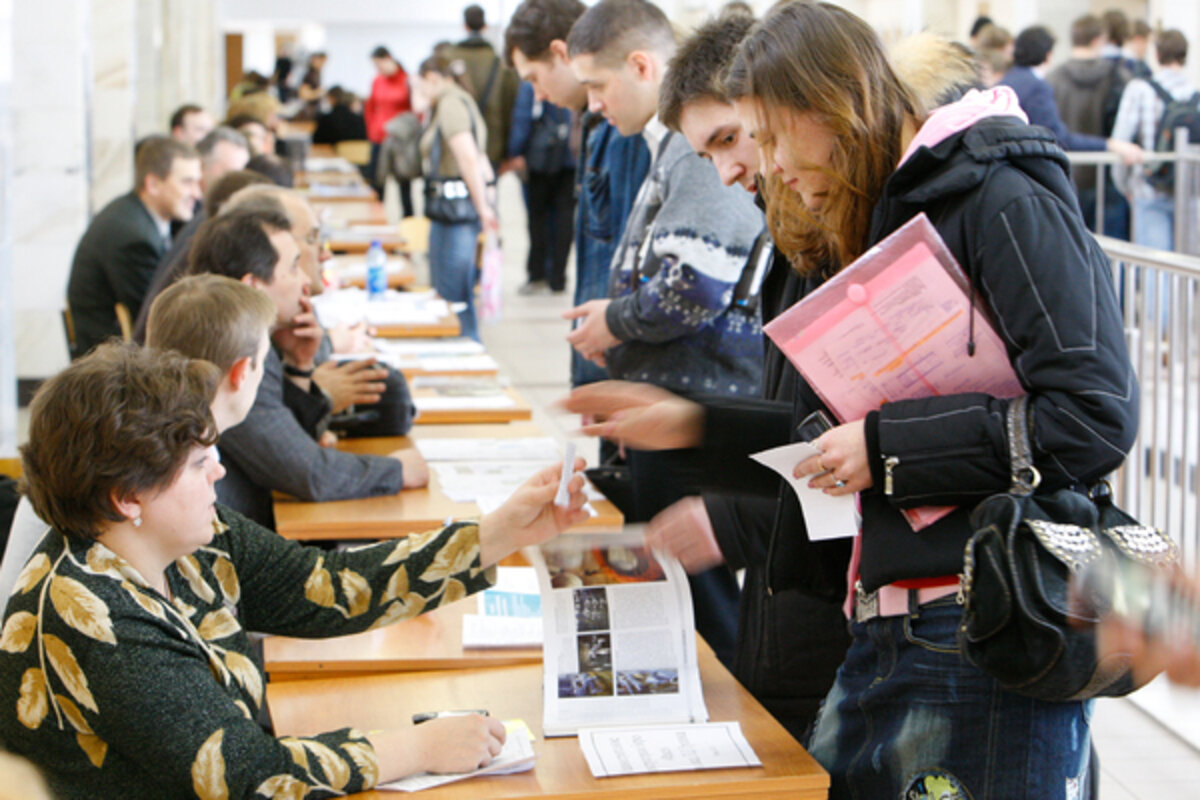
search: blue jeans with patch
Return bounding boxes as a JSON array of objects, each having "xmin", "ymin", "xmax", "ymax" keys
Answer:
[
  {"xmin": 429, "ymin": 219, "xmax": 481, "ymax": 341},
  {"xmin": 808, "ymin": 597, "xmax": 1093, "ymax": 800}
]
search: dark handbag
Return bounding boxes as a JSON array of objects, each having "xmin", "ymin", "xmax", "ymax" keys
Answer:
[
  {"xmin": 959, "ymin": 395, "xmax": 1178, "ymax": 701},
  {"xmin": 423, "ymin": 97, "xmax": 481, "ymax": 226}
]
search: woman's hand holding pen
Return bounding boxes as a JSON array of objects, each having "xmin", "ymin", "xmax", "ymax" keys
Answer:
[{"xmin": 794, "ymin": 420, "xmax": 872, "ymax": 496}]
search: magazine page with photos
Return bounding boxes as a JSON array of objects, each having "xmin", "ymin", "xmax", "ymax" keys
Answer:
[{"xmin": 527, "ymin": 528, "xmax": 708, "ymax": 737}]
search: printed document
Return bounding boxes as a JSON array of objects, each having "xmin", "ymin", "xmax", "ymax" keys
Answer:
[{"xmin": 578, "ymin": 721, "xmax": 760, "ymax": 778}]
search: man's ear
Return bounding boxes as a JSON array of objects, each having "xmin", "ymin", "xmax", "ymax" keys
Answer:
[
  {"xmin": 227, "ymin": 354, "xmax": 253, "ymax": 391},
  {"xmin": 549, "ymin": 39, "xmax": 570, "ymax": 63},
  {"xmin": 241, "ymin": 273, "xmax": 264, "ymax": 291},
  {"xmin": 627, "ymin": 50, "xmax": 655, "ymax": 81}
]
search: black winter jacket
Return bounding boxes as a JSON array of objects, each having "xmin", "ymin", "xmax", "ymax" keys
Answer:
[{"xmin": 853, "ymin": 115, "xmax": 1138, "ymax": 591}]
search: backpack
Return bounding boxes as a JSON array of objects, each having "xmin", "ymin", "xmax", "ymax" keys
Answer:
[
  {"xmin": 377, "ymin": 111, "xmax": 423, "ymax": 182},
  {"xmin": 1101, "ymin": 58, "xmax": 1132, "ymax": 137},
  {"xmin": 1145, "ymin": 79, "xmax": 1200, "ymax": 193},
  {"xmin": 524, "ymin": 102, "xmax": 570, "ymax": 174}
]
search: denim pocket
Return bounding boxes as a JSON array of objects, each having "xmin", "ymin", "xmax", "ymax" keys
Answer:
[{"xmin": 903, "ymin": 599, "xmax": 963, "ymax": 654}]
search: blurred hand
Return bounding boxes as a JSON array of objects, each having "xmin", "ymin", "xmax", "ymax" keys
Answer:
[
  {"xmin": 1107, "ymin": 139, "xmax": 1145, "ymax": 166},
  {"xmin": 319, "ymin": 430, "xmax": 338, "ymax": 448},
  {"xmin": 561, "ymin": 381, "xmax": 704, "ymax": 450},
  {"xmin": 391, "ymin": 448, "xmax": 429, "ymax": 489},
  {"xmin": 645, "ymin": 497, "xmax": 725, "ymax": 573},
  {"xmin": 563, "ymin": 300, "xmax": 619, "ymax": 364},
  {"xmin": 313, "ymin": 358, "xmax": 388, "ymax": 413},
  {"xmin": 479, "ymin": 457, "xmax": 590, "ymax": 565},
  {"xmin": 793, "ymin": 420, "xmax": 871, "ymax": 496},
  {"xmin": 1096, "ymin": 571, "xmax": 1200, "ymax": 688},
  {"xmin": 273, "ymin": 296, "xmax": 323, "ymax": 371},
  {"xmin": 480, "ymin": 206, "xmax": 501, "ymax": 235},
  {"xmin": 328, "ymin": 321, "xmax": 373, "ymax": 354}
]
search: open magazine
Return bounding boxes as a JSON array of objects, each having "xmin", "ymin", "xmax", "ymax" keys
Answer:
[{"xmin": 527, "ymin": 528, "xmax": 708, "ymax": 737}]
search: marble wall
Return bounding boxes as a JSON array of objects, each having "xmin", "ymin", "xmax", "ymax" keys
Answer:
[{"xmin": 0, "ymin": 0, "xmax": 16, "ymax": 455}]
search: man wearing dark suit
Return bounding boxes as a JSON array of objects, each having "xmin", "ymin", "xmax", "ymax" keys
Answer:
[
  {"xmin": 184, "ymin": 201, "xmax": 428, "ymax": 527},
  {"xmin": 66, "ymin": 136, "xmax": 202, "ymax": 357}
]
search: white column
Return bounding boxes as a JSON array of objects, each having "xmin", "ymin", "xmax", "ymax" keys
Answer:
[{"xmin": 0, "ymin": 0, "xmax": 16, "ymax": 456}]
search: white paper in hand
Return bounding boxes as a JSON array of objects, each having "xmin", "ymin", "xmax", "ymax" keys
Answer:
[
  {"xmin": 554, "ymin": 442, "xmax": 577, "ymax": 508},
  {"xmin": 750, "ymin": 442, "xmax": 858, "ymax": 540}
]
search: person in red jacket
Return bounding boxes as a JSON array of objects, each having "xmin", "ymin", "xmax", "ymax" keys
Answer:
[{"xmin": 364, "ymin": 45, "xmax": 415, "ymax": 216}]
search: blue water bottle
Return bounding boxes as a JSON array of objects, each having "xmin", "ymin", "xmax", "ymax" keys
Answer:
[{"xmin": 366, "ymin": 240, "xmax": 387, "ymax": 300}]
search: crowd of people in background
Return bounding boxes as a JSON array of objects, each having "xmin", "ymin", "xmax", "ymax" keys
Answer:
[{"xmin": 4, "ymin": 1, "xmax": 1200, "ymax": 798}]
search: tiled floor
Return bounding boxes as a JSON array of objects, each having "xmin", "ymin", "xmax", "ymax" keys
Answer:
[{"xmin": 481, "ymin": 175, "xmax": 1200, "ymax": 798}]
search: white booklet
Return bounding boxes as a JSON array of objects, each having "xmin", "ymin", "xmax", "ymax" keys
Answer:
[
  {"xmin": 528, "ymin": 528, "xmax": 708, "ymax": 737},
  {"xmin": 376, "ymin": 723, "xmax": 535, "ymax": 792},
  {"xmin": 578, "ymin": 721, "xmax": 760, "ymax": 778}
]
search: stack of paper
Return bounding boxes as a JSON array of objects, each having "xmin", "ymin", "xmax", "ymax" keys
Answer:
[
  {"xmin": 312, "ymin": 289, "xmax": 450, "ymax": 328},
  {"xmin": 578, "ymin": 722, "xmax": 760, "ymax": 778}
]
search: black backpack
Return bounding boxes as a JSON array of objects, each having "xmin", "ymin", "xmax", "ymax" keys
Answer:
[{"xmin": 1145, "ymin": 79, "xmax": 1200, "ymax": 193}]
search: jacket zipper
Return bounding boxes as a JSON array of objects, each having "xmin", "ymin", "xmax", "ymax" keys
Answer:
[{"xmin": 882, "ymin": 445, "xmax": 992, "ymax": 497}]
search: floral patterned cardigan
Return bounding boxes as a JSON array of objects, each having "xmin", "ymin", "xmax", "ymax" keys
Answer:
[{"xmin": 0, "ymin": 505, "xmax": 495, "ymax": 799}]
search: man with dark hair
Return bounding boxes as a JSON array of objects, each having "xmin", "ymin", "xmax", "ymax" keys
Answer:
[
  {"xmin": 246, "ymin": 152, "xmax": 295, "ymax": 187},
  {"xmin": 654, "ymin": 10, "xmax": 851, "ymax": 738},
  {"xmin": 228, "ymin": 114, "xmax": 274, "ymax": 157},
  {"xmin": 506, "ymin": 0, "xmax": 650, "ymax": 385},
  {"xmin": 441, "ymin": 3, "xmax": 520, "ymax": 168},
  {"xmin": 186, "ymin": 204, "xmax": 426, "ymax": 526},
  {"xmin": 1111, "ymin": 29, "xmax": 1198, "ymax": 251},
  {"xmin": 1128, "ymin": 19, "xmax": 1153, "ymax": 77},
  {"xmin": 1000, "ymin": 25, "xmax": 1142, "ymax": 186},
  {"xmin": 132, "ymin": 169, "xmax": 271, "ymax": 342},
  {"xmin": 564, "ymin": 0, "xmax": 767, "ymax": 668},
  {"xmin": 169, "ymin": 104, "xmax": 214, "ymax": 146},
  {"xmin": 66, "ymin": 135, "xmax": 202, "ymax": 356}
]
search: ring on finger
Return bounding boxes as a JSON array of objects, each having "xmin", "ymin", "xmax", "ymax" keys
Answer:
[
  {"xmin": 817, "ymin": 455, "xmax": 827, "ymax": 472},
  {"xmin": 833, "ymin": 478, "xmax": 847, "ymax": 488}
]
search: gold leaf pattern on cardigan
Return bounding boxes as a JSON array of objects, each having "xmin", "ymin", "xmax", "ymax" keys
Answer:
[
  {"xmin": 301, "ymin": 740, "xmax": 351, "ymax": 791},
  {"xmin": 224, "ymin": 650, "xmax": 263, "ymax": 706},
  {"xmin": 381, "ymin": 565, "xmax": 409, "ymax": 603},
  {"xmin": 76, "ymin": 732, "xmax": 108, "ymax": 768},
  {"xmin": 16, "ymin": 668, "xmax": 48, "ymax": 729},
  {"xmin": 42, "ymin": 634, "xmax": 97, "ymax": 713},
  {"xmin": 340, "ymin": 739, "xmax": 379, "ymax": 787},
  {"xmin": 303, "ymin": 558, "xmax": 336, "ymax": 608},
  {"xmin": 213, "ymin": 556, "xmax": 241, "ymax": 605},
  {"xmin": 419, "ymin": 526, "xmax": 477, "ymax": 583},
  {"xmin": 55, "ymin": 693, "xmax": 90, "ymax": 733},
  {"xmin": 12, "ymin": 553, "xmax": 50, "ymax": 595},
  {"xmin": 198, "ymin": 608, "xmax": 241, "ymax": 642},
  {"xmin": 0, "ymin": 611, "xmax": 37, "ymax": 653},
  {"xmin": 49, "ymin": 575, "xmax": 117, "ymax": 645},
  {"xmin": 178, "ymin": 555, "xmax": 217, "ymax": 604},
  {"xmin": 338, "ymin": 569, "xmax": 372, "ymax": 618},
  {"xmin": 120, "ymin": 581, "xmax": 166, "ymax": 620},
  {"xmin": 192, "ymin": 728, "xmax": 229, "ymax": 800},
  {"xmin": 255, "ymin": 773, "xmax": 309, "ymax": 800}
]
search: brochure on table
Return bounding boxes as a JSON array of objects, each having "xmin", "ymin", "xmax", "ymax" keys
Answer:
[
  {"xmin": 763, "ymin": 212, "xmax": 1024, "ymax": 531},
  {"xmin": 528, "ymin": 528, "xmax": 708, "ymax": 737}
]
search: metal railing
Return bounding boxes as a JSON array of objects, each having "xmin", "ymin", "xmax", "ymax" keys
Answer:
[
  {"xmin": 1099, "ymin": 236, "xmax": 1200, "ymax": 576},
  {"xmin": 1067, "ymin": 128, "xmax": 1200, "ymax": 254}
]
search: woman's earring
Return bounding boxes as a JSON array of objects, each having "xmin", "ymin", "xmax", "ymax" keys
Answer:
[{"xmin": 132, "ymin": 516, "xmax": 142, "ymax": 528}]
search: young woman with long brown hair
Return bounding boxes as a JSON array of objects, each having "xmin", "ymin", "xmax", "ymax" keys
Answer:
[{"xmin": 721, "ymin": 2, "xmax": 1136, "ymax": 797}]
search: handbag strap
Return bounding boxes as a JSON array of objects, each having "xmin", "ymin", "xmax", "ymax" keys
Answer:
[{"xmin": 1006, "ymin": 395, "xmax": 1042, "ymax": 496}]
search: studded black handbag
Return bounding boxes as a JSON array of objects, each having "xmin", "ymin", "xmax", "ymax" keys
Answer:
[{"xmin": 958, "ymin": 395, "xmax": 1178, "ymax": 701}]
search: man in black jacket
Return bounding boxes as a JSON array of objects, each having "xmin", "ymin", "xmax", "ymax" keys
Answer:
[{"xmin": 66, "ymin": 136, "xmax": 201, "ymax": 357}]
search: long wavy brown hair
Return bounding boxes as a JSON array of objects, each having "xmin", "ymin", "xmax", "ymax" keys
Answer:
[{"xmin": 727, "ymin": 1, "xmax": 922, "ymax": 271}]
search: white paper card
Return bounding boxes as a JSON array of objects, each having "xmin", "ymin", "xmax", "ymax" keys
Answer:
[
  {"xmin": 462, "ymin": 614, "xmax": 544, "ymax": 648},
  {"xmin": 377, "ymin": 726, "xmax": 535, "ymax": 792},
  {"xmin": 415, "ymin": 437, "xmax": 561, "ymax": 463},
  {"xmin": 749, "ymin": 442, "xmax": 858, "ymax": 541},
  {"xmin": 578, "ymin": 722, "xmax": 761, "ymax": 778},
  {"xmin": 555, "ymin": 442, "xmax": 577, "ymax": 507}
]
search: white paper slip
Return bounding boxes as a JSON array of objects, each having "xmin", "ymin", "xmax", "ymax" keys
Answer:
[
  {"xmin": 462, "ymin": 614, "xmax": 544, "ymax": 648},
  {"xmin": 555, "ymin": 442, "xmax": 577, "ymax": 507},
  {"xmin": 414, "ymin": 395, "xmax": 516, "ymax": 411},
  {"xmin": 377, "ymin": 725, "xmax": 535, "ymax": 792},
  {"xmin": 750, "ymin": 442, "xmax": 859, "ymax": 540},
  {"xmin": 415, "ymin": 437, "xmax": 561, "ymax": 463},
  {"xmin": 578, "ymin": 722, "xmax": 761, "ymax": 778}
]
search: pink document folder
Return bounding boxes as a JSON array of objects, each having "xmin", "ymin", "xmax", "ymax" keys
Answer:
[{"xmin": 764, "ymin": 213, "xmax": 1024, "ymax": 531}]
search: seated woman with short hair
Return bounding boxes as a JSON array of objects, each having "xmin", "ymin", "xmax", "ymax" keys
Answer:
[{"xmin": 0, "ymin": 336, "xmax": 587, "ymax": 799}]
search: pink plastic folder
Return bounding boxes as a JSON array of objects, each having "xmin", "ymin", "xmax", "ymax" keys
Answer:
[{"xmin": 764, "ymin": 213, "xmax": 1024, "ymax": 531}]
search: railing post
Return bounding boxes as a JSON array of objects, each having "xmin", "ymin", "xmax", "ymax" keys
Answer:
[
  {"xmin": 1096, "ymin": 162, "xmax": 1106, "ymax": 236},
  {"xmin": 1176, "ymin": 126, "xmax": 1189, "ymax": 254}
]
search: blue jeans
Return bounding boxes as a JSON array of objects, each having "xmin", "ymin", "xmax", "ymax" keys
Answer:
[
  {"xmin": 1133, "ymin": 193, "xmax": 1174, "ymax": 252},
  {"xmin": 429, "ymin": 219, "xmax": 481, "ymax": 341},
  {"xmin": 808, "ymin": 598, "xmax": 1093, "ymax": 800}
]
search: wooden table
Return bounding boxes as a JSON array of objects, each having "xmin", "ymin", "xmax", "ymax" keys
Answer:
[
  {"xmin": 272, "ymin": 424, "xmax": 623, "ymax": 542},
  {"xmin": 298, "ymin": 171, "xmax": 366, "ymax": 188},
  {"xmin": 266, "ymin": 640, "xmax": 829, "ymax": 799},
  {"xmin": 330, "ymin": 253, "xmax": 417, "ymax": 290},
  {"xmin": 412, "ymin": 385, "xmax": 532, "ymax": 425},
  {"xmin": 314, "ymin": 200, "xmax": 389, "ymax": 227},
  {"xmin": 373, "ymin": 310, "xmax": 461, "ymax": 339},
  {"xmin": 264, "ymin": 597, "xmax": 541, "ymax": 682}
]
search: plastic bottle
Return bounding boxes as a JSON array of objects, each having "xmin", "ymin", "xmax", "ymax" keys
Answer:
[{"xmin": 366, "ymin": 240, "xmax": 387, "ymax": 300}]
